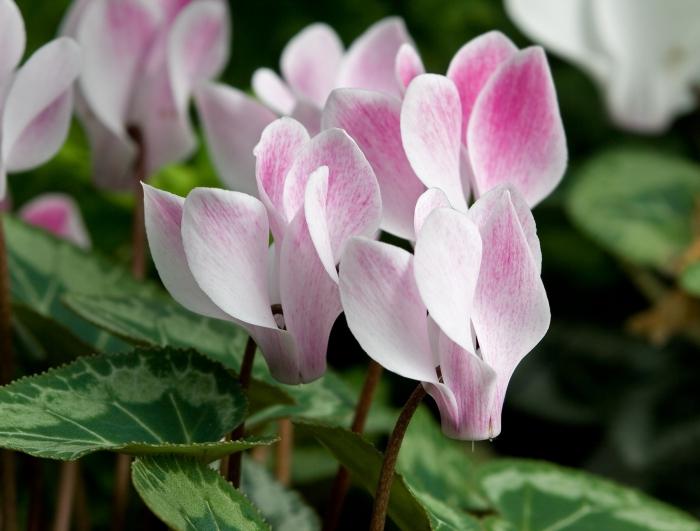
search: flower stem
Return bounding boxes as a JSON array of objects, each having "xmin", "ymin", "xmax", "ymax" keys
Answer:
[
  {"xmin": 127, "ymin": 126, "xmax": 147, "ymax": 281},
  {"xmin": 275, "ymin": 419, "xmax": 293, "ymax": 486},
  {"xmin": 323, "ymin": 360, "xmax": 383, "ymax": 531},
  {"xmin": 223, "ymin": 336, "xmax": 256, "ymax": 487},
  {"xmin": 369, "ymin": 383, "xmax": 426, "ymax": 531},
  {"xmin": 52, "ymin": 461, "xmax": 79, "ymax": 531}
]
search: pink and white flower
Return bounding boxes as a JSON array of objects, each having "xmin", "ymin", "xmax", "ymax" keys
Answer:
[
  {"xmin": 339, "ymin": 186, "xmax": 549, "ymax": 440},
  {"xmin": 0, "ymin": 0, "xmax": 81, "ymax": 200},
  {"xmin": 144, "ymin": 118, "xmax": 381, "ymax": 384},
  {"xmin": 324, "ymin": 31, "xmax": 567, "ymax": 239},
  {"xmin": 62, "ymin": 0, "xmax": 230, "ymax": 190},
  {"xmin": 195, "ymin": 17, "xmax": 412, "ymax": 197},
  {"xmin": 18, "ymin": 194, "xmax": 91, "ymax": 248}
]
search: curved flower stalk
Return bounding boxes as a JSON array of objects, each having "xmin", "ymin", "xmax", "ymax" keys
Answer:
[
  {"xmin": 323, "ymin": 31, "xmax": 567, "ymax": 239},
  {"xmin": 62, "ymin": 0, "xmax": 230, "ymax": 190},
  {"xmin": 504, "ymin": 0, "xmax": 700, "ymax": 133},
  {"xmin": 144, "ymin": 118, "xmax": 381, "ymax": 384},
  {"xmin": 339, "ymin": 186, "xmax": 550, "ymax": 440},
  {"xmin": 0, "ymin": 0, "xmax": 81, "ymax": 200},
  {"xmin": 195, "ymin": 17, "xmax": 412, "ymax": 196}
]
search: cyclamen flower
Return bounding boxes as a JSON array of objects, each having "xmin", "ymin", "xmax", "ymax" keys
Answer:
[
  {"xmin": 62, "ymin": 0, "xmax": 230, "ymax": 190},
  {"xmin": 18, "ymin": 194, "xmax": 90, "ymax": 248},
  {"xmin": 339, "ymin": 186, "xmax": 549, "ymax": 440},
  {"xmin": 505, "ymin": 0, "xmax": 700, "ymax": 133},
  {"xmin": 144, "ymin": 118, "xmax": 381, "ymax": 384},
  {"xmin": 195, "ymin": 17, "xmax": 412, "ymax": 197},
  {"xmin": 323, "ymin": 31, "xmax": 566, "ymax": 239},
  {"xmin": 0, "ymin": 0, "xmax": 81, "ymax": 200}
]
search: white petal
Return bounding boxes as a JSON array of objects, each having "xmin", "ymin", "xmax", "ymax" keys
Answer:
[{"xmin": 252, "ymin": 67, "xmax": 295, "ymax": 115}]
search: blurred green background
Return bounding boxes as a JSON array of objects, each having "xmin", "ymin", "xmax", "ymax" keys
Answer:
[{"xmin": 10, "ymin": 0, "xmax": 700, "ymax": 526}]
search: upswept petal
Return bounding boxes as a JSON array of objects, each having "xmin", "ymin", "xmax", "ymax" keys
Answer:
[
  {"xmin": 280, "ymin": 23, "xmax": 343, "ymax": 108},
  {"xmin": 469, "ymin": 188, "xmax": 550, "ymax": 392},
  {"xmin": 290, "ymin": 100, "xmax": 322, "ymax": 135},
  {"xmin": 18, "ymin": 193, "xmax": 91, "ymax": 249},
  {"xmin": 282, "ymin": 128, "xmax": 381, "ymax": 252},
  {"xmin": 0, "ymin": 0, "xmax": 25, "ymax": 88},
  {"xmin": 394, "ymin": 43, "xmax": 424, "ymax": 91},
  {"xmin": 2, "ymin": 38, "xmax": 81, "ymax": 172},
  {"xmin": 142, "ymin": 184, "xmax": 227, "ymax": 319},
  {"xmin": 323, "ymin": 88, "xmax": 424, "ymax": 240},
  {"xmin": 446, "ymin": 31, "xmax": 517, "ymax": 143},
  {"xmin": 413, "ymin": 207, "xmax": 482, "ymax": 353},
  {"xmin": 279, "ymin": 208, "xmax": 342, "ymax": 383},
  {"xmin": 336, "ymin": 17, "xmax": 412, "ymax": 97},
  {"xmin": 339, "ymin": 237, "xmax": 437, "ymax": 382},
  {"xmin": 303, "ymin": 166, "xmax": 337, "ymax": 281},
  {"xmin": 413, "ymin": 188, "xmax": 450, "ymax": 237},
  {"xmin": 168, "ymin": 0, "xmax": 230, "ymax": 115},
  {"xmin": 253, "ymin": 117, "xmax": 310, "ymax": 241},
  {"xmin": 251, "ymin": 67, "xmax": 295, "ymax": 115},
  {"xmin": 401, "ymin": 74, "xmax": 466, "ymax": 211},
  {"xmin": 181, "ymin": 187, "xmax": 277, "ymax": 328},
  {"xmin": 195, "ymin": 82, "xmax": 276, "ymax": 197},
  {"xmin": 468, "ymin": 47, "xmax": 567, "ymax": 206}
]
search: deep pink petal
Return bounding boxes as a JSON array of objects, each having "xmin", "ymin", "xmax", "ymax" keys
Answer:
[
  {"xmin": 281, "ymin": 23, "xmax": 343, "ymax": 108},
  {"xmin": 143, "ymin": 184, "xmax": 228, "ymax": 319},
  {"xmin": 323, "ymin": 88, "xmax": 425, "ymax": 240},
  {"xmin": 181, "ymin": 187, "xmax": 276, "ymax": 329},
  {"xmin": 252, "ymin": 67, "xmax": 295, "ymax": 115},
  {"xmin": 468, "ymin": 47, "xmax": 567, "ymax": 206},
  {"xmin": 401, "ymin": 74, "xmax": 466, "ymax": 211},
  {"xmin": 195, "ymin": 82, "xmax": 276, "ymax": 197},
  {"xmin": 2, "ymin": 38, "xmax": 81, "ymax": 172},
  {"xmin": 253, "ymin": 117, "xmax": 310, "ymax": 242},
  {"xmin": 470, "ymin": 187, "xmax": 550, "ymax": 394},
  {"xmin": 0, "ymin": 0, "xmax": 25, "ymax": 86},
  {"xmin": 279, "ymin": 209, "xmax": 342, "ymax": 383},
  {"xmin": 413, "ymin": 207, "xmax": 482, "ymax": 353},
  {"xmin": 19, "ymin": 193, "xmax": 91, "ymax": 249},
  {"xmin": 413, "ymin": 188, "xmax": 450, "ymax": 237},
  {"xmin": 446, "ymin": 31, "xmax": 517, "ymax": 143},
  {"xmin": 336, "ymin": 17, "xmax": 412, "ymax": 97},
  {"xmin": 394, "ymin": 43, "xmax": 424, "ymax": 92},
  {"xmin": 339, "ymin": 237, "xmax": 437, "ymax": 382}
]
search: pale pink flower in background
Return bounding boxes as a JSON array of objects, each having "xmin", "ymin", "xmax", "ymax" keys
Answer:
[
  {"xmin": 323, "ymin": 31, "xmax": 567, "ymax": 239},
  {"xmin": 0, "ymin": 0, "xmax": 81, "ymax": 200},
  {"xmin": 18, "ymin": 194, "xmax": 90, "ymax": 248},
  {"xmin": 504, "ymin": 0, "xmax": 700, "ymax": 133},
  {"xmin": 339, "ymin": 186, "xmax": 549, "ymax": 440},
  {"xmin": 62, "ymin": 0, "xmax": 230, "ymax": 190},
  {"xmin": 144, "ymin": 118, "xmax": 381, "ymax": 384},
  {"xmin": 195, "ymin": 17, "xmax": 412, "ymax": 197}
]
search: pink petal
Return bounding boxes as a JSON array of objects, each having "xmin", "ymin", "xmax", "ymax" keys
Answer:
[
  {"xmin": 401, "ymin": 74, "xmax": 466, "ymax": 211},
  {"xmin": 279, "ymin": 209, "xmax": 342, "ymax": 383},
  {"xmin": 280, "ymin": 23, "xmax": 343, "ymax": 108},
  {"xmin": 181, "ymin": 187, "xmax": 277, "ymax": 329},
  {"xmin": 446, "ymin": 31, "xmax": 517, "ymax": 144},
  {"xmin": 2, "ymin": 38, "xmax": 81, "ymax": 172},
  {"xmin": 336, "ymin": 17, "xmax": 412, "ymax": 97},
  {"xmin": 467, "ymin": 47, "xmax": 567, "ymax": 206},
  {"xmin": 413, "ymin": 188, "xmax": 451, "ymax": 242},
  {"xmin": 18, "ymin": 193, "xmax": 91, "ymax": 249},
  {"xmin": 339, "ymin": 237, "xmax": 437, "ymax": 382},
  {"xmin": 413, "ymin": 207, "xmax": 482, "ymax": 353},
  {"xmin": 423, "ymin": 330, "xmax": 499, "ymax": 441},
  {"xmin": 394, "ymin": 43, "xmax": 424, "ymax": 92},
  {"xmin": 470, "ymin": 187, "xmax": 550, "ymax": 394},
  {"xmin": 252, "ymin": 67, "xmax": 295, "ymax": 115},
  {"xmin": 246, "ymin": 324, "xmax": 301, "ymax": 385},
  {"xmin": 142, "ymin": 184, "xmax": 228, "ymax": 319},
  {"xmin": 282, "ymin": 128, "xmax": 381, "ymax": 250},
  {"xmin": 195, "ymin": 82, "xmax": 276, "ymax": 197},
  {"xmin": 253, "ymin": 117, "xmax": 310, "ymax": 242},
  {"xmin": 323, "ymin": 88, "xmax": 425, "ymax": 240},
  {"xmin": 0, "ymin": 0, "xmax": 25, "ymax": 86},
  {"xmin": 303, "ymin": 166, "xmax": 337, "ymax": 281},
  {"xmin": 290, "ymin": 100, "xmax": 322, "ymax": 135},
  {"xmin": 168, "ymin": 0, "xmax": 230, "ymax": 115}
]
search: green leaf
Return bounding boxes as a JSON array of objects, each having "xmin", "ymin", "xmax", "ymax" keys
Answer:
[
  {"xmin": 241, "ymin": 457, "xmax": 321, "ymax": 531},
  {"xmin": 0, "ymin": 347, "xmax": 264, "ymax": 460},
  {"xmin": 479, "ymin": 460, "xmax": 700, "ymax": 531},
  {"xmin": 680, "ymin": 262, "xmax": 700, "ymax": 296},
  {"xmin": 567, "ymin": 149, "xmax": 700, "ymax": 271},
  {"xmin": 132, "ymin": 456, "xmax": 270, "ymax": 531}
]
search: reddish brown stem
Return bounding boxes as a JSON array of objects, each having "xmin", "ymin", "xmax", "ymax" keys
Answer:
[
  {"xmin": 323, "ymin": 360, "xmax": 383, "ymax": 531},
  {"xmin": 52, "ymin": 461, "xmax": 79, "ymax": 531},
  {"xmin": 369, "ymin": 384, "xmax": 426, "ymax": 531},
  {"xmin": 128, "ymin": 126, "xmax": 147, "ymax": 281},
  {"xmin": 111, "ymin": 455, "xmax": 131, "ymax": 531},
  {"xmin": 275, "ymin": 419, "xmax": 293, "ymax": 486},
  {"xmin": 27, "ymin": 457, "xmax": 44, "ymax": 531}
]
